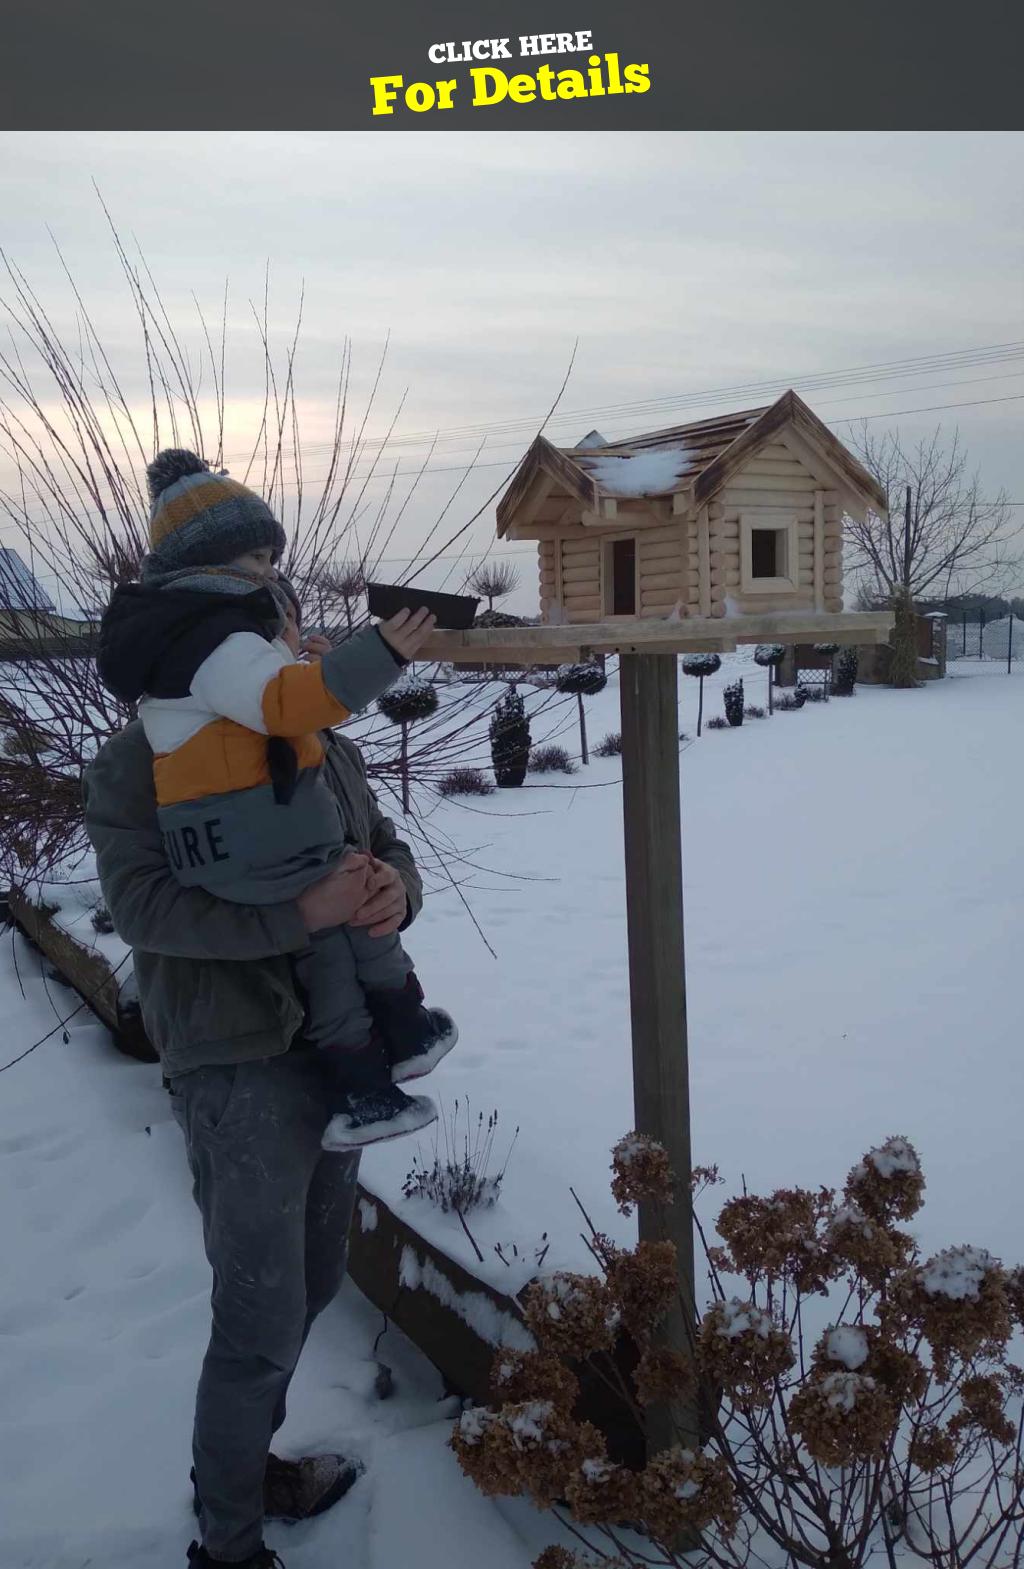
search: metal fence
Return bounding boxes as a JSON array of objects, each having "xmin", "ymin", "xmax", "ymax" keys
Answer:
[{"xmin": 945, "ymin": 612, "xmax": 1023, "ymax": 669}]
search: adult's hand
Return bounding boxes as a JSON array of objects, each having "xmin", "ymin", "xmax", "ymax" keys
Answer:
[
  {"xmin": 377, "ymin": 607, "xmax": 437, "ymax": 662},
  {"xmin": 301, "ymin": 631, "xmax": 334, "ymax": 658},
  {"xmin": 297, "ymin": 854, "xmax": 370, "ymax": 933},
  {"xmin": 348, "ymin": 856, "xmax": 408, "ymax": 938}
]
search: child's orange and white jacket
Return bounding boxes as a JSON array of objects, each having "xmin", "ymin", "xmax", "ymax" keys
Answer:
[{"xmin": 97, "ymin": 582, "xmax": 405, "ymax": 898}]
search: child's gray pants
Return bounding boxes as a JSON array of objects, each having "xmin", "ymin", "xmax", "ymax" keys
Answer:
[
  {"xmin": 160, "ymin": 772, "xmax": 412, "ymax": 1051},
  {"xmin": 169, "ymin": 1050, "xmax": 361, "ymax": 1563}
]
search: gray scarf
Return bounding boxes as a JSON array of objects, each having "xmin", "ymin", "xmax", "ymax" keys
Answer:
[{"xmin": 139, "ymin": 559, "xmax": 289, "ymax": 636}]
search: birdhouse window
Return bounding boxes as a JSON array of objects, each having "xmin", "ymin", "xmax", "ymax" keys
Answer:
[
  {"xmin": 603, "ymin": 536, "xmax": 637, "ymax": 616},
  {"xmin": 751, "ymin": 528, "xmax": 784, "ymax": 579},
  {"xmin": 740, "ymin": 515, "xmax": 800, "ymax": 594}
]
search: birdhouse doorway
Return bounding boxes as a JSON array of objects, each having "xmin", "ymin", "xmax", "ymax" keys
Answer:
[{"xmin": 603, "ymin": 535, "xmax": 638, "ymax": 617}]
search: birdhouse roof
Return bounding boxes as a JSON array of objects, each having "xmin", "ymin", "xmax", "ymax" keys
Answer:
[{"xmin": 496, "ymin": 389, "xmax": 887, "ymax": 536}]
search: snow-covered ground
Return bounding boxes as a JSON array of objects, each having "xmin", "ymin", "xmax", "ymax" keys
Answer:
[{"xmin": 1, "ymin": 655, "xmax": 1021, "ymax": 1567}]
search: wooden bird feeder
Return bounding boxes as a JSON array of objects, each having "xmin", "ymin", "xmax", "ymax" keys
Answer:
[{"xmin": 422, "ymin": 391, "xmax": 893, "ymax": 1455}]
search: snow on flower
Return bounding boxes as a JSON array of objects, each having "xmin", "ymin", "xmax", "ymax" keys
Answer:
[
  {"xmin": 457, "ymin": 1406, "xmax": 493, "ymax": 1445},
  {"xmin": 830, "ymin": 1203, "xmax": 873, "ymax": 1234},
  {"xmin": 508, "ymin": 1401, "xmax": 555, "ymax": 1446},
  {"xmin": 921, "ymin": 1245, "xmax": 995, "ymax": 1301},
  {"xmin": 825, "ymin": 1325, "xmax": 869, "ymax": 1370},
  {"xmin": 854, "ymin": 1137, "xmax": 922, "ymax": 1181},
  {"xmin": 581, "ymin": 1457, "xmax": 614, "ymax": 1484},
  {"xmin": 821, "ymin": 1371, "xmax": 877, "ymax": 1413},
  {"xmin": 716, "ymin": 1299, "xmax": 773, "ymax": 1340}
]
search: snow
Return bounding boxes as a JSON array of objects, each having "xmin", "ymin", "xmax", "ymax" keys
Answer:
[
  {"xmin": 920, "ymin": 1245, "xmax": 995, "ymax": 1301},
  {"xmin": 583, "ymin": 446, "xmax": 692, "ymax": 497},
  {"xmin": 821, "ymin": 1372, "xmax": 876, "ymax": 1413},
  {"xmin": 357, "ymin": 1198, "xmax": 379, "ymax": 1233},
  {"xmin": 3, "ymin": 651, "xmax": 1024, "ymax": 1564},
  {"xmin": 715, "ymin": 1300, "xmax": 773, "ymax": 1340},
  {"xmin": 825, "ymin": 1326, "xmax": 870, "ymax": 1371},
  {"xmin": 853, "ymin": 1136, "xmax": 921, "ymax": 1181},
  {"xmin": 398, "ymin": 1246, "xmax": 534, "ymax": 1350}
]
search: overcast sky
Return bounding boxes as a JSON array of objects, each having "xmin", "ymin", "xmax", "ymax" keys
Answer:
[{"xmin": 0, "ymin": 131, "xmax": 1021, "ymax": 602}]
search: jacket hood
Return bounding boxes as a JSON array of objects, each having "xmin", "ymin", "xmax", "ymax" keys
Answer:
[{"xmin": 97, "ymin": 582, "xmax": 282, "ymax": 703}]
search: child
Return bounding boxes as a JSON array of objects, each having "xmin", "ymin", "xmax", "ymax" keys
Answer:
[{"xmin": 98, "ymin": 448, "xmax": 457, "ymax": 1150}]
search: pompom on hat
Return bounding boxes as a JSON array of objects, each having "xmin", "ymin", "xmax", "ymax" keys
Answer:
[{"xmin": 143, "ymin": 449, "xmax": 286, "ymax": 576}]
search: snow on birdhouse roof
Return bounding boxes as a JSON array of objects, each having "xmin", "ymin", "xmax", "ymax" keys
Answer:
[
  {"xmin": 582, "ymin": 446, "xmax": 694, "ymax": 497},
  {"xmin": 0, "ymin": 548, "xmax": 56, "ymax": 613}
]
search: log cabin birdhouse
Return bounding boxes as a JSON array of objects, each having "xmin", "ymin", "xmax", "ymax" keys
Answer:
[{"xmin": 496, "ymin": 391, "xmax": 887, "ymax": 626}]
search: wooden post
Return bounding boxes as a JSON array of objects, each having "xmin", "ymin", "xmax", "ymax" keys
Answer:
[{"xmin": 619, "ymin": 653, "xmax": 698, "ymax": 1455}]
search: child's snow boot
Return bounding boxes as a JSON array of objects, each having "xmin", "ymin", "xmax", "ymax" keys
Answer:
[
  {"xmin": 321, "ymin": 1083, "xmax": 438, "ymax": 1151},
  {"xmin": 187, "ymin": 1544, "xmax": 285, "ymax": 1568},
  {"xmin": 367, "ymin": 973, "xmax": 458, "ymax": 1084}
]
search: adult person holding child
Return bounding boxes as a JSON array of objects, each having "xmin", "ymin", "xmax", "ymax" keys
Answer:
[{"xmin": 83, "ymin": 452, "xmax": 445, "ymax": 1568}]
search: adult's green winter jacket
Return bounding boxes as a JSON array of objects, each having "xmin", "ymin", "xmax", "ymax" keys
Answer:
[{"xmin": 82, "ymin": 721, "xmax": 423, "ymax": 1078}]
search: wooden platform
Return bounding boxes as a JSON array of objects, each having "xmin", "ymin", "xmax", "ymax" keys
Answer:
[{"xmin": 423, "ymin": 610, "xmax": 894, "ymax": 666}]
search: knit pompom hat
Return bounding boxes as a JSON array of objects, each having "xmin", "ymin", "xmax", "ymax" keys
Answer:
[{"xmin": 144, "ymin": 449, "xmax": 286, "ymax": 574}]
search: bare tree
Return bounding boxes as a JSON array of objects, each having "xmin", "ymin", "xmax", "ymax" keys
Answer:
[
  {"xmin": 0, "ymin": 218, "xmax": 592, "ymax": 900},
  {"xmin": 468, "ymin": 559, "xmax": 520, "ymax": 612},
  {"xmin": 845, "ymin": 424, "xmax": 1018, "ymax": 687}
]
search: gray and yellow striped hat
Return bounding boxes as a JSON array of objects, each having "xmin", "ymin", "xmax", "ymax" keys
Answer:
[{"xmin": 144, "ymin": 449, "xmax": 286, "ymax": 573}]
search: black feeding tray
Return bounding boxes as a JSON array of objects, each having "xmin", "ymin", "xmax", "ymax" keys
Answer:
[{"xmin": 365, "ymin": 582, "xmax": 479, "ymax": 630}]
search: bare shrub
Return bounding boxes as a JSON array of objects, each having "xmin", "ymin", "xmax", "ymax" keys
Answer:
[
  {"xmin": 529, "ymin": 744, "xmax": 578, "ymax": 776},
  {"xmin": 438, "ymin": 767, "xmax": 495, "ymax": 798},
  {"xmin": 594, "ymin": 732, "xmax": 622, "ymax": 758}
]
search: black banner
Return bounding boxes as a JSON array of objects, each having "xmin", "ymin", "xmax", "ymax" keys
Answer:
[{"xmin": 3, "ymin": 0, "xmax": 1022, "ymax": 130}]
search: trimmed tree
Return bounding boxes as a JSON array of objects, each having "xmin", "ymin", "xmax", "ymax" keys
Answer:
[
  {"xmin": 814, "ymin": 641, "xmax": 840, "ymax": 696},
  {"xmin": 469, "ymin": 561, "xmax": 521, "ymax": 613},
  {"xmin": 555, "ymin": 660, "xmax": 607, "ymax": 765},
  {"xmin": 682, "ymin": 652, "xmax": 721, "ymax": 737},
  {"xmin": 833, "ymin": 645, "xmax": 859, "ymax": 696},
  {"xmin": 377, "ymin": 676, "xmax": 439, "ymax": 813},
  {"xmin": 753, "ymin": 643, "xmax": 785, "ymax": 714},
  {"xmin": 489, "ymin": 687, "xmax": 531, "ymax": 788},
  {"xmin": 724, "ymin": 678, "xmax": 745, "ymax": 727}
]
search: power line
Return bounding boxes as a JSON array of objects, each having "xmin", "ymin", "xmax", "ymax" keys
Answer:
[
  {"xmin": 2, "ymin": 385, "xmax": 1021, "ymax": 550},
  {"xmin": 212, "ymin": 340, "xmax": 1024, "ymax": 466}
]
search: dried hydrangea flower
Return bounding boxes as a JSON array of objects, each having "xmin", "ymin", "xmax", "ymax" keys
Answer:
[
  {"xmin": 823, "ymin": 1200, "xmax": 917, "ymax": 1288},
  {"xmin": 638, "ymin": 1446, "xmax": 739, "ymax": 1541},
  {"xmin": 909, "ymin": 1425, "xmax": 957, "ymax": 1473},
  {"xmin": 948, "ymin": 1373, "xmax": 1016, "ymax": 1446},
  {"xmin": 1005, "ymin": 1266, "xmax": 1024, "ymax": 1328},
  {"xmin": 522, "ymin": 1272, "xmax": 619, "ymax": 1359},
  {"xmin": 490, "ymin": 1349, "xmax": 579, "ymax": 1412},
  {"xmin": 893, "ymin": 1245, "xmax": 1014, "ymax": 1379},
  {"xmin": 610, "ymin": 1132, "xmax": 674, "ymax": 1214},
  {"xmin": 789, "ymin": 1371, "xmax": 897, "ymax": 1466},
  {"xmin": 698, "ymin": 1298, "xmax": 795, "ymax": 1404},
  {"xmin": 565, "ymin": 1454, "xmax": 643, "ymax": 1525},
  {"xmin": 604, "ymin": 1240, "xmax": 678, "ymax": 1335},
  {"xmin": 716, "ymin": 1187, "xmax": 835, "ymax": 1292},
  {"xmin": 866, "ymin": 1339, "xmax": 929, "ymax": 1406},
  {"xmin": 845, "ymin": 1136, "xmax": 925, "ymax": 1223},
  {"xmin": 634, "ymin": 1344, "xmax": 695, "ymax": 1406},
  {"xmin": 451, "ymin": 1399, "xmax": 605, "ymax": 1509}
]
